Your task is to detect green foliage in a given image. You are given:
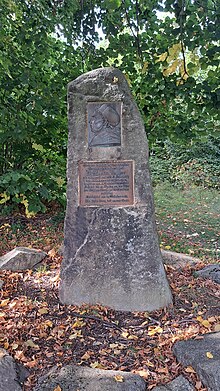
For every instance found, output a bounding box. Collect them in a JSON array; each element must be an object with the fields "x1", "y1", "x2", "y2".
[
  {"x1": 0, "y1": 0, "x2": 219, "y2": 214},
  {"x1": 87, "y1": 0, "x2": 220, "y2": 145},
  {"x1": 0, "y1": 162, "x2": 66, "y2": 216},
  {"x1": 150, "y1": 137, "x2": 220, "y2": 189},
  {"x1": 0, "y1": 0, "x2": 82, "y2": 214}
]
